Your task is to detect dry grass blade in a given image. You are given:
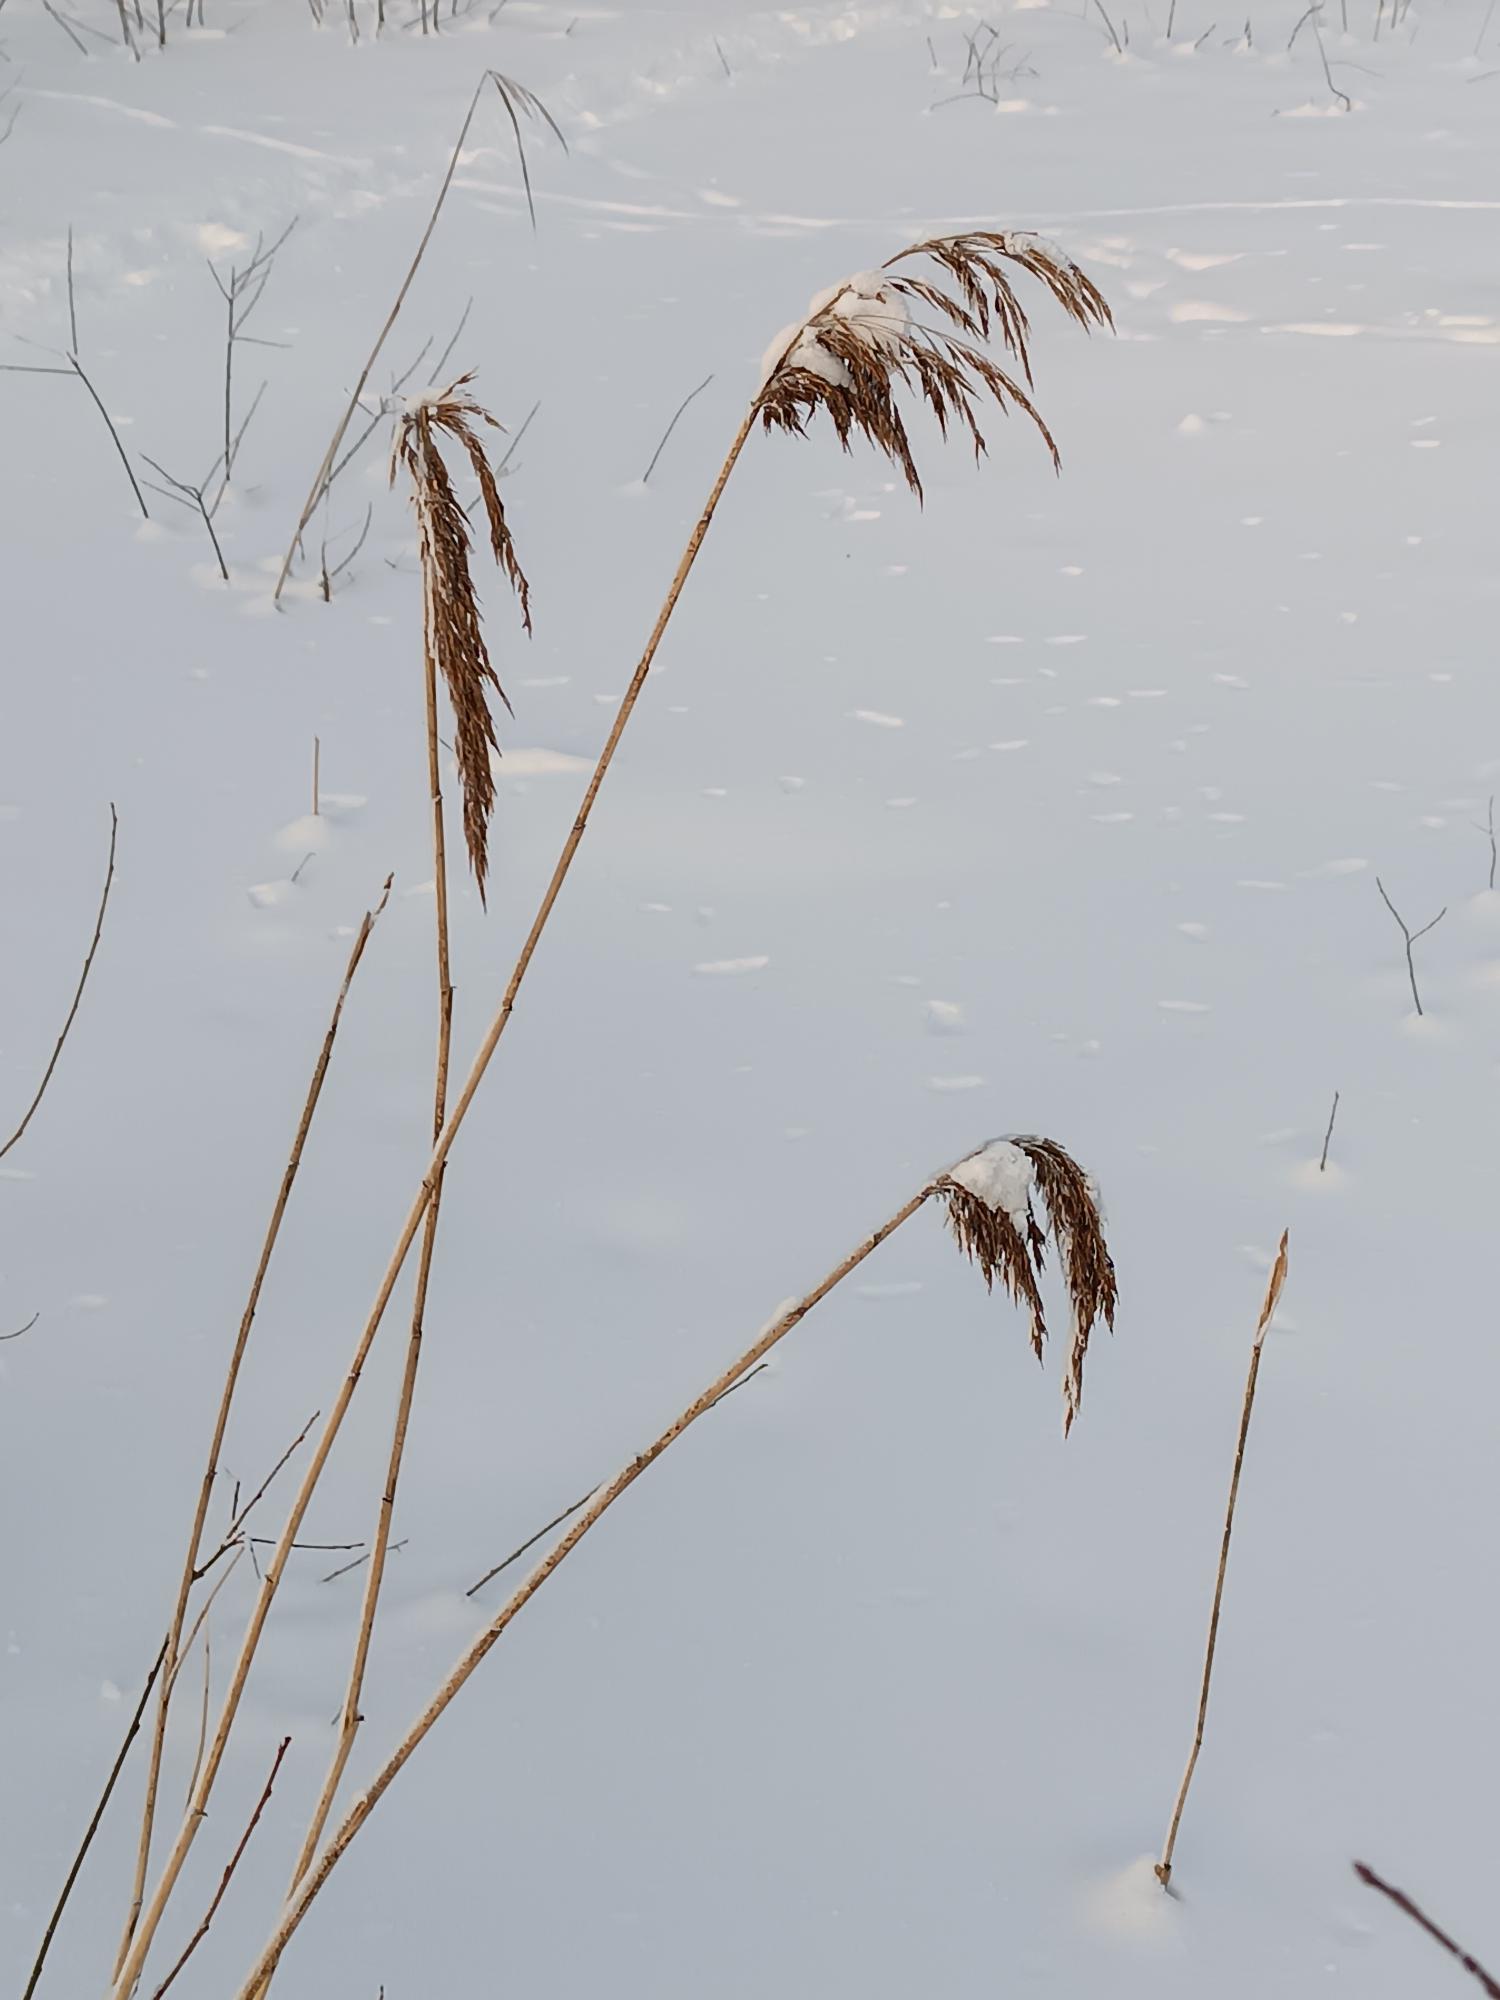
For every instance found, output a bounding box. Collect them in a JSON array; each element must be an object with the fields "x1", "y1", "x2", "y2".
[
  {"x1": 755, "y1": 231, "x2": 1111, "y2": 500},
  {"x1": 392, "y1": 373, "x2": 529, "y2": 901},
  {"x1": 935, "y1": 1134, "x2": 1116, "y2": 1433}
]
